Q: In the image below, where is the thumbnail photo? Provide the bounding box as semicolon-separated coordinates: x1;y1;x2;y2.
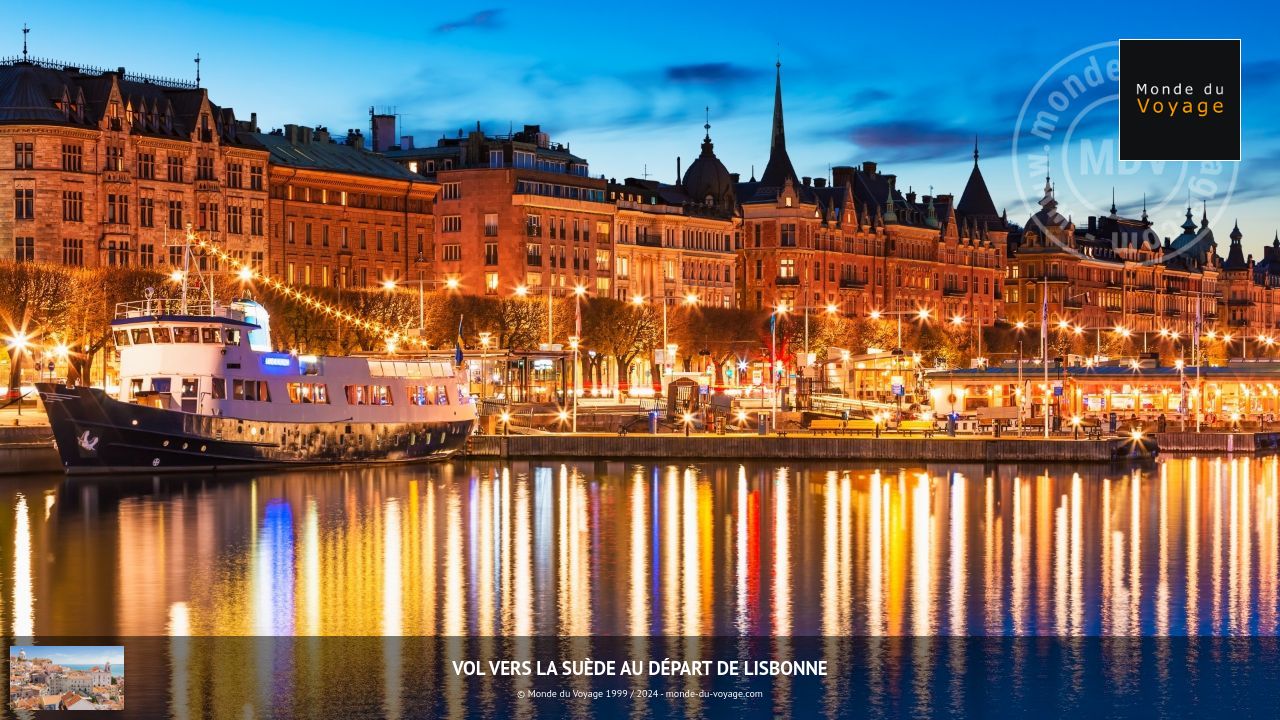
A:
8;646;124;711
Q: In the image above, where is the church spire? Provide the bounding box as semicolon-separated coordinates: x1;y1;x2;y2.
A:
759;60;798;188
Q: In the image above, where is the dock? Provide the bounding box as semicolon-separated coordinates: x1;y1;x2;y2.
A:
1157;431;1280;453
466;434;1144;463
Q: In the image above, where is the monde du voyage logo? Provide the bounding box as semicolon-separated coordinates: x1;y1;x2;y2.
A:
1119;39;1241;161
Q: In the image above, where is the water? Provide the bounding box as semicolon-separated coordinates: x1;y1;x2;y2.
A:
5;456;1280;718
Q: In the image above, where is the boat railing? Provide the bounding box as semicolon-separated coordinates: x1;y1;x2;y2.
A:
115;299;245;321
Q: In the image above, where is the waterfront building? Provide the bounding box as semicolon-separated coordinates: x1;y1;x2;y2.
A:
1006;182;1223;345
0;56;269;269
734;64;1008;329
608;115;740;309
384;124;612;299
250;124;438;290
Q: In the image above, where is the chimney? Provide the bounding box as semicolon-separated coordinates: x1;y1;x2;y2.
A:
250;112;258;132
906;189;917;204
863;161;878;175
283;123;300;143
346;128;364;148
814;178;827;188
676;156;681;185
400;135;414;150
1088;216;1097;233
802;176;811;187
313;126;330;143
729;173;740;183
371;113;396;153
832;166;854;188
117;66;126;75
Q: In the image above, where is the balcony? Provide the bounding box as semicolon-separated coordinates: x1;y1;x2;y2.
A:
636;236;662;248
838;277;866;289
526;256;542;267
196;180;220;193
776;276;800;286
103;170;130;184
1135;307;1155;315
1164;308;1181;317
526;225;542;237
942;287;966;297
1228;298;1254;307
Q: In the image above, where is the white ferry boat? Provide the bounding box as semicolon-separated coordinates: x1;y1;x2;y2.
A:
37;290;475;474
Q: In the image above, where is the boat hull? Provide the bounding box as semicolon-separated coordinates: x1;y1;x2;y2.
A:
37;384;474;475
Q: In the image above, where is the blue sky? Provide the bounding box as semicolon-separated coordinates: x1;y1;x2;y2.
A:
10;645;124;666
15;1;1280;254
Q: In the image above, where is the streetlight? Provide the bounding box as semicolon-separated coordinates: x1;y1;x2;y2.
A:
382;279;397;291
868;307;931;354
478;331;492;405
571;285;587;430
633;292;697;392
569;334;580;433
237;266;254;282
771;302;789;419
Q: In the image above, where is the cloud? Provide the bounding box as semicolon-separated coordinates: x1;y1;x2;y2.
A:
664;63;762;85
1244;59;1280;89
849;88;891;106
848;120;987;162
435;9;503;33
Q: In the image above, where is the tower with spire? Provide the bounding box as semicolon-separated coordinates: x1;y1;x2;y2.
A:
758;61;798;189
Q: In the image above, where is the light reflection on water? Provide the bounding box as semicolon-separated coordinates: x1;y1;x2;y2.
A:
5;456;1280;639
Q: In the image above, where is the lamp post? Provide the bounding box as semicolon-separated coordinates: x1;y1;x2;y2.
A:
868;307;931;355
478;331;492;405
771;302;789;418
569;335;580;433
570;285;586;433
632;292;696;394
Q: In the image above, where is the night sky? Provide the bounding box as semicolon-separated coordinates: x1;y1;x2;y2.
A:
15;1;1280;253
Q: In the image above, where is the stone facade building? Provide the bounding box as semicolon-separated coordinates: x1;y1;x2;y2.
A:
735;65;1007;331
0;58;269;270
384;124;612;299
251;124;437;290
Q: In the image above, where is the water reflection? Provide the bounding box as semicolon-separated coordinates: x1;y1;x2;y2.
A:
3;457;1280;640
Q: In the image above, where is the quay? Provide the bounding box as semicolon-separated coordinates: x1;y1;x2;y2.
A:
466;433;1144;463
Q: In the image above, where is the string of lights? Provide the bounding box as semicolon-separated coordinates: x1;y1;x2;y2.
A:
191;239;430;351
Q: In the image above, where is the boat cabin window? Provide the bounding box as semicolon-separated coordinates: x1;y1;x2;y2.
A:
131;328;153;344
152;377;172;393
129;378;143;398
287;382;329;404
232;379;271;402
153;327;173;343
202;327;220;343
345;384;393;405
407;385;431;406
224;329;241;346
212;378;226;399
113;330;130;346
174;327;199;343
181;378;199;398
298;355;319;375
436;385;450;405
